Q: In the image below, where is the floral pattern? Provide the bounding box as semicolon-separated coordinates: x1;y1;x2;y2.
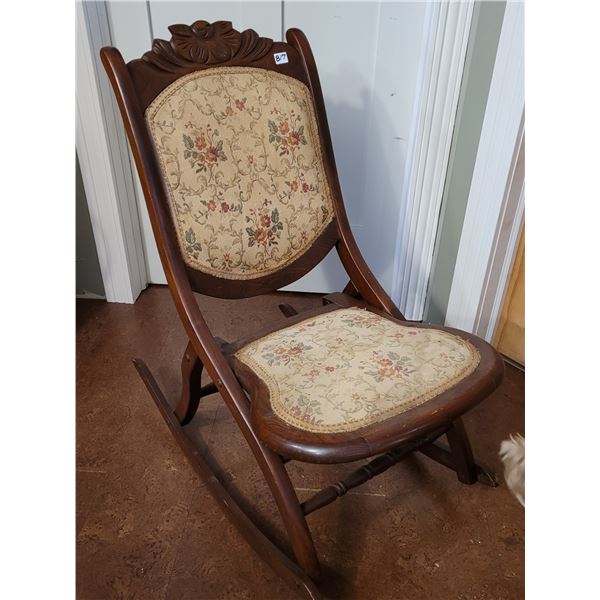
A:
182;123;227;173
235;308;481;434
146;67;334;280
183;227;202;260
268;113;307;156
246;204;284;248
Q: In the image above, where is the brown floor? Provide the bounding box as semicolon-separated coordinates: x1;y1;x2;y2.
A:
77;286;524;600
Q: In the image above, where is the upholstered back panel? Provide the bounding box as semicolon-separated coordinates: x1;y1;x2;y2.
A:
145;66;334;280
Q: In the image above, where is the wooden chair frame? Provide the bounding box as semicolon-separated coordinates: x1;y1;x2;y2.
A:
101;21;504;599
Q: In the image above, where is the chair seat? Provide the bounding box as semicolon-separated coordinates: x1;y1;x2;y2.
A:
231;305;503;465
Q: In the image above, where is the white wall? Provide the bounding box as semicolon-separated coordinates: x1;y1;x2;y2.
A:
281;2;427;294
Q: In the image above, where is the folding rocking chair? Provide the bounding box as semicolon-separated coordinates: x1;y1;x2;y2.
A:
101;20;504;600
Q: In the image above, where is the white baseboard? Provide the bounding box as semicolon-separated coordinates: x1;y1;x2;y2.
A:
76;291;106;301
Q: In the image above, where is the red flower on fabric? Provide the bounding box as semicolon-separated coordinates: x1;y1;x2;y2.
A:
254;227;268;244
206;146;220;163
195;134;207;150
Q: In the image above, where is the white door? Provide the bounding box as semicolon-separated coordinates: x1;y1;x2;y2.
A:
106;2;428;295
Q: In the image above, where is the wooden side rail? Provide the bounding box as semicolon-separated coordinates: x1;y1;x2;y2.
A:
301;428;447;516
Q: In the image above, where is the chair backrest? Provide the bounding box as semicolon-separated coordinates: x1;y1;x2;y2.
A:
103;21;342;298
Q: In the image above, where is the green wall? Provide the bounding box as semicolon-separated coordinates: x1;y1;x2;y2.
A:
76;153;106;298
424;1;506;324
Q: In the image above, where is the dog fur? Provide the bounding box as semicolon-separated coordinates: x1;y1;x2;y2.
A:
499;434;525;506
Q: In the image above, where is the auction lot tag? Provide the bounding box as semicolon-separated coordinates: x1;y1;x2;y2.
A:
273;52;289;65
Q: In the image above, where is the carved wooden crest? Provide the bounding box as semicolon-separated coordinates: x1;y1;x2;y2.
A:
142;21;274;73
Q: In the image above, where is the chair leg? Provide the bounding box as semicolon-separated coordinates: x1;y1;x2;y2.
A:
172;341;320;578
133;358;322;599
262;451;322;581
446;418;478;484
171;343;320;578
174;341;204;425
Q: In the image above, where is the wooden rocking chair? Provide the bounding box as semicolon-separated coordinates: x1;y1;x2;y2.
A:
101;21;504;599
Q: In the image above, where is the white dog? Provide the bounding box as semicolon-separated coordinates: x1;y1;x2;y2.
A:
499;434;525;506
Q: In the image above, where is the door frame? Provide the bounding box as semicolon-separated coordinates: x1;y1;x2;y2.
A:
77;1;473;306
445;1;524;339
76;1;147;304
391;0;474;319
476;121;524;342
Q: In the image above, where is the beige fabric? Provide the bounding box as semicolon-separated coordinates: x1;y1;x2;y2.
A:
146;67;334;279
235;308;480;433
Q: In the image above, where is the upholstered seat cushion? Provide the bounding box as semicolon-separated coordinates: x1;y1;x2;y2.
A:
234;307;481;434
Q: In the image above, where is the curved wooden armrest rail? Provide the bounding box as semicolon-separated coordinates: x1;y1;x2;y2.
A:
100;20;503;599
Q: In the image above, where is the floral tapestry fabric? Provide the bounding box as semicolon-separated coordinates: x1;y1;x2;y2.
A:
145;67;334;279
235;308;481;434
